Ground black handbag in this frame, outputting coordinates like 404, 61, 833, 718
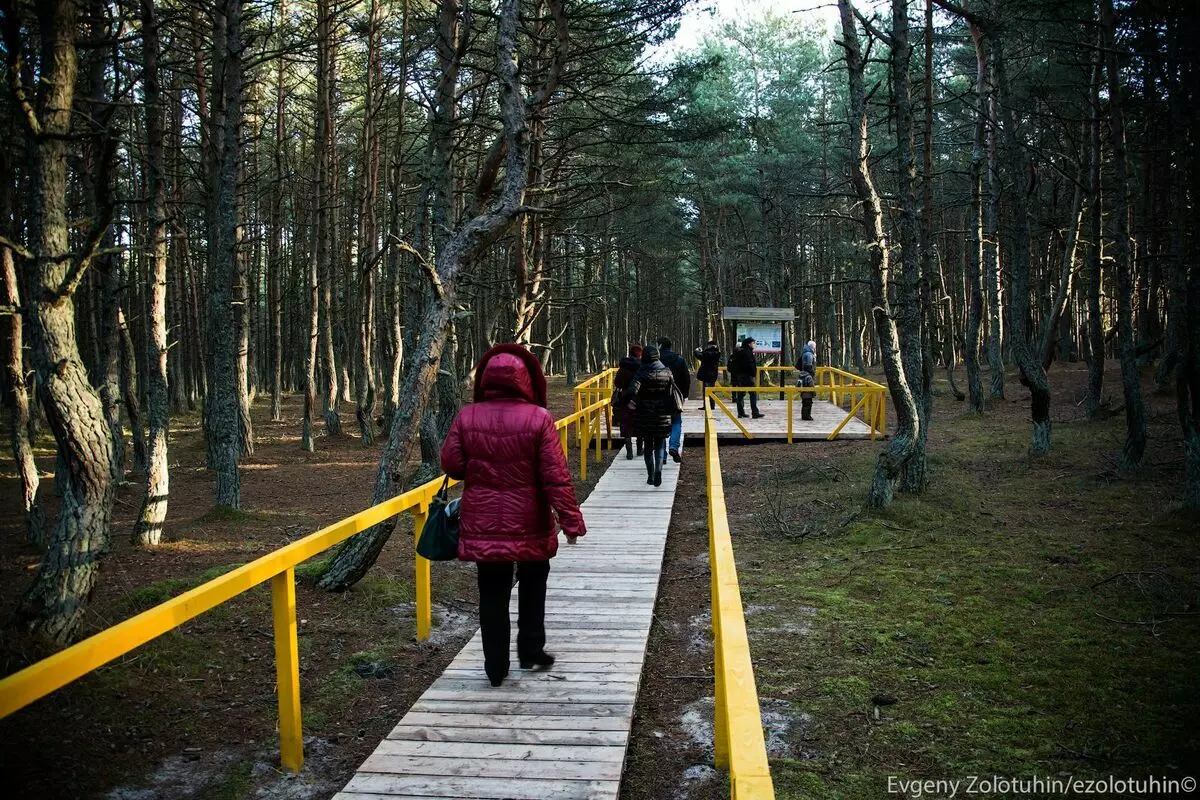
416, 477, 460, 561
668, 379, 686, 415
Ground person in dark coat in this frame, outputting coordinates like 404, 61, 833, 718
611, 344, 643, 459
693, 340, 721, 411
441, 343, 587, 687
728, 337, 764, 419
796, 340, 817, 421
657, 337, 690, 463
623, 344, 674, 486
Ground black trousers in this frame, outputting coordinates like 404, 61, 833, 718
734, 386, 760, 416
476, 560, 550, 680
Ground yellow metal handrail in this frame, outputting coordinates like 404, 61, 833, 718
706, 380, 887, 441
0, 386, 614, 773
704, 402, 775, 798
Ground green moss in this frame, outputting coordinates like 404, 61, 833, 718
121, 563, 247, 613
196, 759, 253, 800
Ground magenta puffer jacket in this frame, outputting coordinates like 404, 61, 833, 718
440, 344, 586, 562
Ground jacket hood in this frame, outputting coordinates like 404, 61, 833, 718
803, 343, 815, 353
473, 343, 548, 407
619, 355, 641, 369
642, 345, 660, 362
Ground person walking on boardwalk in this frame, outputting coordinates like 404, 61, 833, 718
440, 344, 587, 688
693, 339, 721, 411
612, 344, 643, 460
657, 337, 690, 463
796, 339, 817, 421
729, 337, 764, 419
623, 344, 675, 487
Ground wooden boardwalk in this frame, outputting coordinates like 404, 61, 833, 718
680, 397, 876, 440
332, 452, 680, 800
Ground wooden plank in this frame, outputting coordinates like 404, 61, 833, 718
410, 700, 630, 717
387, 725, 629, 746
337, 775, 618, 800
357, 755, 622, 781
395, 712, 632, 732
369, 739, 626, 763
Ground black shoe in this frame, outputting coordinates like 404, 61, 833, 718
669, 448, 681, 463
752, 412, 765, 419
625, 445, 633, 460
737, 413, 749, 418
801, 415, 813, 421
654, 471, 662, 487
519, 652, 556, 670
647, 474, 654, 485
487, 668, 508, 687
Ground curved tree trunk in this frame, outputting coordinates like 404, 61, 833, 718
993, 36, 1052, 454
319, 0, 533, 591
9, 0, 116, 645
838, 0, 920, 510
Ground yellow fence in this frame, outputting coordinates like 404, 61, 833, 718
701, 365, 888, 441
704, 402, 775, 798
0, 392, 612, 773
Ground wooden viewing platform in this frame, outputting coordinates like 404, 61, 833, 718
332, 452, 680, 800
680, 397, 876, 440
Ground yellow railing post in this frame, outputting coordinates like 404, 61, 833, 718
593, 409, 602, 463
270, 568, 304, 773
580, 410, 589, 482
412, 505, 431, 642
787, 392, 793, 444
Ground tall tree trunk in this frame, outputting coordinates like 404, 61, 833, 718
1084, 48, 1105, 417
964, 17, 987, 412
838, 0, 920, 510
316, 0, 341, 437
268, 0, 286, 423
1100, 0, 1146, 470
319, 0, 534, 591
2, 244, 44, 546
7, 0, 116, 644
993, 35, 1051, 453
204, 0, 244, 507
892, 0, 930, 494
356, 0, 382, 445
134, 0, 169, 545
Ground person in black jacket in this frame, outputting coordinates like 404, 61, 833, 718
611, 344, 643, 459
657, 337, 690, 462
693, 340, 721, 411
623, 344, 674, 486
728, 337, 764, 419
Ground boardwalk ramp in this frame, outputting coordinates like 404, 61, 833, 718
333, 452, 678, 800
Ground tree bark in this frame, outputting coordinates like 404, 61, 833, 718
7, 0, 116, 645
993, 34, 1051, 453
964, 17, 987, 412
319, 0, 534, 590
203, 0, 244, 506
1084, 47, 1105, 418
1100, 0, 1146, 470
838, 0, 920, 510
134, 0, 169, 545
891, 0, 930, 494
2, 243, 44, 546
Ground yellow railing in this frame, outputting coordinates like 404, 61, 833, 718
0, 390, 613, 773
705, 366, 887, 442
704, 401, 775, 798
573, 367, 618, 451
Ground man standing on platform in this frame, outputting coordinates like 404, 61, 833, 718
729, 337, 764, 419
657, 337, 690, 463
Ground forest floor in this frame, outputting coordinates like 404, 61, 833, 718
2, 361, 1198, 800
622, 360, 1200, 799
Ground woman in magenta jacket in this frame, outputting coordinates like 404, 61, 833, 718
440, 343, 587, 687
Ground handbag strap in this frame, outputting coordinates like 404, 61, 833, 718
437, 475, 450, 499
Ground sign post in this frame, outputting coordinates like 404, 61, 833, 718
722, 307, 797, 396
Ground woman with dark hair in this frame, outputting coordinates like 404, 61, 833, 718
441, 344, 587, 687
622, 344, 675, 486
612, 344, 643, 459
